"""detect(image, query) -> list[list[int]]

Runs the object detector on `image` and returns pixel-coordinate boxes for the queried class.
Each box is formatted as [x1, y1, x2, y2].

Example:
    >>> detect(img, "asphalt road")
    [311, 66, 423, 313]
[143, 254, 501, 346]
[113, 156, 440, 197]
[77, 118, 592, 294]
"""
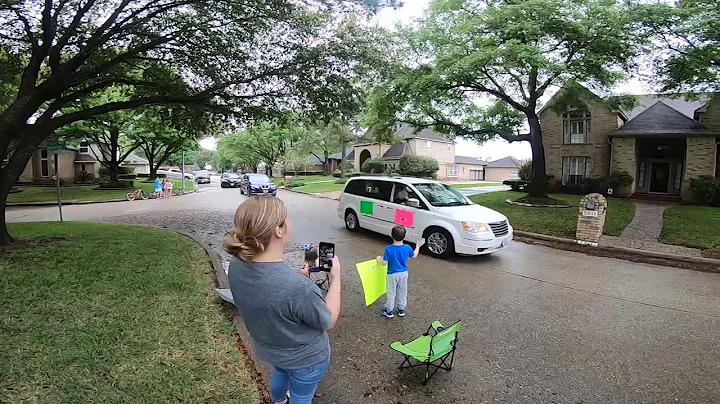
[6, 184, 720, 403]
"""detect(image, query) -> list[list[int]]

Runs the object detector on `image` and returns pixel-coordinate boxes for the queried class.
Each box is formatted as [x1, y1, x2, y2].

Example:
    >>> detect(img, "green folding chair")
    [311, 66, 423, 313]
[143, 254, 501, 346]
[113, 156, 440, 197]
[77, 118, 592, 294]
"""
[390, 320, 462, 385]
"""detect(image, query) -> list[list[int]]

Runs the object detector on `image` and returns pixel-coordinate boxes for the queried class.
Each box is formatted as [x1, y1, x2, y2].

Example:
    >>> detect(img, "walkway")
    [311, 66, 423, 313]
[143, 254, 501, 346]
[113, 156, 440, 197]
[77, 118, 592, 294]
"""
[600, 201, 703, 257]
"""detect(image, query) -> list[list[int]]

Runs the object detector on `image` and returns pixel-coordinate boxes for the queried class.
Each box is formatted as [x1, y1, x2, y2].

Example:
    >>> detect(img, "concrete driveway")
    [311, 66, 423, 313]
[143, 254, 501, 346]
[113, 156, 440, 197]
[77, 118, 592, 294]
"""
[6, 185, 720, 403]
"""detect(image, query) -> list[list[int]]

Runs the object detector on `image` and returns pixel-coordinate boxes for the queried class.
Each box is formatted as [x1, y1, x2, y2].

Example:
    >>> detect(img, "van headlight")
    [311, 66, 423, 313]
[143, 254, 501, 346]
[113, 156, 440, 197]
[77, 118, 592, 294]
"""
[461, 221, 489, 233]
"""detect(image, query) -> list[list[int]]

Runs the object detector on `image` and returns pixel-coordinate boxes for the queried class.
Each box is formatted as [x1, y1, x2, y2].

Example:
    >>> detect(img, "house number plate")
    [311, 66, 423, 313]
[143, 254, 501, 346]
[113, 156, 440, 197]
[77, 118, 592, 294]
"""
[582, 210, 599, 217]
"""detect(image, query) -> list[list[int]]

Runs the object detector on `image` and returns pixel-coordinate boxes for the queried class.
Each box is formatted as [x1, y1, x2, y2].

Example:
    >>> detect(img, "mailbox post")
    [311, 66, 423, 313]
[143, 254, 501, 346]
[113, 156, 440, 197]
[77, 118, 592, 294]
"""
[575, 193, 607, 245]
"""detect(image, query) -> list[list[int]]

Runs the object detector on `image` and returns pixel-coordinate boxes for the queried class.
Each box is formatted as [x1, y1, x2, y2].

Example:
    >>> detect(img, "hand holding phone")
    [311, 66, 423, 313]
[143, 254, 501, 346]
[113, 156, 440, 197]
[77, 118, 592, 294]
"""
[318, 242, 335, 272]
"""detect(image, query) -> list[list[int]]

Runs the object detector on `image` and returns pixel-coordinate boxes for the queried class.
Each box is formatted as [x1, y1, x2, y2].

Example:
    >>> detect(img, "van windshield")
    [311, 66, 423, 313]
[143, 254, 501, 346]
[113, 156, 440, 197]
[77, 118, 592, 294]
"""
[413, 183, 470, 207]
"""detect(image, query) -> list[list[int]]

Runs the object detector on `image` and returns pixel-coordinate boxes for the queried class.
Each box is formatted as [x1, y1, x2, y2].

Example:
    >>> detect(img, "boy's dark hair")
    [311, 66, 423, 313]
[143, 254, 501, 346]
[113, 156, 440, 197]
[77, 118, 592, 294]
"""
[304, 247, 318, 266]
[391, 225, 406, 242]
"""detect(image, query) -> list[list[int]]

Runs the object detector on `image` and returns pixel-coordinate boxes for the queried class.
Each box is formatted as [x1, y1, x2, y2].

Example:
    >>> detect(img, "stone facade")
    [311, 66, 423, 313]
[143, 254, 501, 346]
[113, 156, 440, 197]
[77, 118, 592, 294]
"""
[610, 137, 637, 196]
[682, 136, 718, 201]
[540, 89, 620, 185]
[575, 193, 608, 244]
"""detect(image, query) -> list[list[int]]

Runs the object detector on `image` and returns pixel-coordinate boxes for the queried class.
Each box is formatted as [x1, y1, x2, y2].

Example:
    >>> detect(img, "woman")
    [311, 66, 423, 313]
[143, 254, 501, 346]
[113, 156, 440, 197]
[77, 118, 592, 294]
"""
[225, 196, 342, 404]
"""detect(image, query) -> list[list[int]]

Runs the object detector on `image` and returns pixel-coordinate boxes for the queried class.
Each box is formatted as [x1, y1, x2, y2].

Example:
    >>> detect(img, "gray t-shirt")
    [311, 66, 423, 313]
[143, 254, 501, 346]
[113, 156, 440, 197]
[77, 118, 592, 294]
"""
[228, 258, 332, 369]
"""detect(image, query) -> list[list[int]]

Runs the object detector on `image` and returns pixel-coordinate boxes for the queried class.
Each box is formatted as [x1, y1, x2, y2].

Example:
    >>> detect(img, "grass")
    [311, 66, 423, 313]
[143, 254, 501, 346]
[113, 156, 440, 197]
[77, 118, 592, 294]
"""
[448, 182, 501, 189]
[8, 179, 193, 203]
[293, 181, 347, 194]
[0, 222, 259, 403]
[271, 175, 336, 186]
[469, 191, 636, 238]
[661, 205, 720, 256]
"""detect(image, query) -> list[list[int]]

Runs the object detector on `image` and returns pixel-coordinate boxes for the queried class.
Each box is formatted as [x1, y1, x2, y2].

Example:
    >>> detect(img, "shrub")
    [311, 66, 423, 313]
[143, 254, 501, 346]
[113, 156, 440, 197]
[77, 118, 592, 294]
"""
[286, 181, 306, 188]
[690, 175, 720, 206]
[95, 180, 134, 189]
[518, 160, 532, 181]
[361, 159, 386, 174]
[399, 155, 439, 178]
[118, 173, 137, 180]
[75, 172, 96, 184]
[608, 170, 634, 189]
[98, 166, 132, 177]
[334, 179, 346, 184]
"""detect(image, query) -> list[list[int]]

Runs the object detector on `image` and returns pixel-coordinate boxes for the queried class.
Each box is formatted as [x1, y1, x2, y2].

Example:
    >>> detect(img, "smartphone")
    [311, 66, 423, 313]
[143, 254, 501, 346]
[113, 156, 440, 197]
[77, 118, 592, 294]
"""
[318, 242, 335, 272]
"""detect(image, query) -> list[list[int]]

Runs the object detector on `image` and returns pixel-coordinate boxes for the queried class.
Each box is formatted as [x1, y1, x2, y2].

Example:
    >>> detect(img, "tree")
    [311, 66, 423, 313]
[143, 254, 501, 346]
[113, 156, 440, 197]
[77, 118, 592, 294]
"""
[632, 0, 719, 92]
[0, 0, 391, 244]
[366, 0, 645, 198]
[217, 133, 261, 173]
[300, 121, 341, 175]
[329, 120, 359, 178]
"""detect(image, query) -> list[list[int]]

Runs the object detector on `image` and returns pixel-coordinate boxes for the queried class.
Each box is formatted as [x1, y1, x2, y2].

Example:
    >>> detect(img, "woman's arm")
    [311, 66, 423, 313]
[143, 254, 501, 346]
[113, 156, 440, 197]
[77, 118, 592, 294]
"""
[325, 256, 342, 329]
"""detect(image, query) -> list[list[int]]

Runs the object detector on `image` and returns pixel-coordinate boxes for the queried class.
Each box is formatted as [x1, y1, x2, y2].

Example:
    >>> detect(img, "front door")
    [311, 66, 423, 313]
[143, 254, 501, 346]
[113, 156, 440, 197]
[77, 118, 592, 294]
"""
[649, 162, 671, 193]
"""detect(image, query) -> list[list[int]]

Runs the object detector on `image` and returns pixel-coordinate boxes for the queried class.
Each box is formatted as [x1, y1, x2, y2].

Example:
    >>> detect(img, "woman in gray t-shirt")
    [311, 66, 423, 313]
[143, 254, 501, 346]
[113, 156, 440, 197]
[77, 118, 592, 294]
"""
[225, 196, 342, 404]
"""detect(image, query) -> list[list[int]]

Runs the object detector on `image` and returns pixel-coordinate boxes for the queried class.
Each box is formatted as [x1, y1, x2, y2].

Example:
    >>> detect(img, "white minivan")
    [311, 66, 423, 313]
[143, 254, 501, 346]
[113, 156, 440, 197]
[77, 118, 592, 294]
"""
[338, 176, 513, 258]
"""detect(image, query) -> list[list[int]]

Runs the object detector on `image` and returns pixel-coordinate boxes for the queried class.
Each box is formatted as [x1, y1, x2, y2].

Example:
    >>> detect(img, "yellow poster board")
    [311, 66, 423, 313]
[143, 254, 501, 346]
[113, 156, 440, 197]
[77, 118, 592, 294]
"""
[356, 259, 387, 306]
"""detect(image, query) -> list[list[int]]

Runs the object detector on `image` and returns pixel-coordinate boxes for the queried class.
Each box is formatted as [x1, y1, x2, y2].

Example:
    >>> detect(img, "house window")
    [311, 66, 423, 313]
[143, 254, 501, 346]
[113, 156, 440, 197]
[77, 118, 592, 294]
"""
[448, 165, 459, 177]
[562, 156, 592, 185]
[81, 164, 86, 173]
[422, 140, 432, 148]
[638, 161, 646, 188]
[563, 110, 591, 144]
[40, 149, 49, 177]
[79, 141, 89, 153]
[674, 163, 682, 190]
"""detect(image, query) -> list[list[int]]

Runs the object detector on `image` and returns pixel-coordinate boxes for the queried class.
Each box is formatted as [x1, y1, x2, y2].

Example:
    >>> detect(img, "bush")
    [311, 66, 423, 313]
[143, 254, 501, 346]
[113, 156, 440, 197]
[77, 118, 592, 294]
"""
[118, 173, 137, 180]
[334, 179, 347, 184]
[690, 175, 720, 206]
[96, 180, 134, 189]
[137, 173, 150, 178]
[518, 160, 532, 181]
[334, 170, 365, 178]
[399, 155, 439, 178]
[75, 172, 96, 184]
[608, 170, 634, 189]
[99, 166, 132, 177]
[286, 181, 306, 189]
[361, 159, 386, 174]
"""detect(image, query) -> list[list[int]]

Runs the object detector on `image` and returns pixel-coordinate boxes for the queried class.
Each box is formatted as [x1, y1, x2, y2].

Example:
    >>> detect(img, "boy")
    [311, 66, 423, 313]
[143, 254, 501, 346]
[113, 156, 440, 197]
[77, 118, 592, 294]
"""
[376, 225, 424, 318]
[154, 177, 162, 198]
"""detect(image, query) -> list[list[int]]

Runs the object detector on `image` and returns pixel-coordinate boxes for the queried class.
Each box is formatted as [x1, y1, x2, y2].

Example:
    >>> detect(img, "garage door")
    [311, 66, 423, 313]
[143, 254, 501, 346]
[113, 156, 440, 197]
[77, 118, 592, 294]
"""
[469, 170, 484, 180]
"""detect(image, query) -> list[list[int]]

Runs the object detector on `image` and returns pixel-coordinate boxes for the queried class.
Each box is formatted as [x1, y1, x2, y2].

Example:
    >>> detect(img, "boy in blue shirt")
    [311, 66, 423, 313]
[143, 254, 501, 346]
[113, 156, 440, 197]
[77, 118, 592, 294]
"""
[376, 225, 424, 318]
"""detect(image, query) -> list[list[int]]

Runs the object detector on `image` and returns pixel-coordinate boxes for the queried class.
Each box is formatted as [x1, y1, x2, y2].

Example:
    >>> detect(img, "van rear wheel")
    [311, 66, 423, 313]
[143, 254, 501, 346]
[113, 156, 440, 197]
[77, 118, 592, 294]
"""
[423, 227, 454, 258]
[344, 210, 360, 232]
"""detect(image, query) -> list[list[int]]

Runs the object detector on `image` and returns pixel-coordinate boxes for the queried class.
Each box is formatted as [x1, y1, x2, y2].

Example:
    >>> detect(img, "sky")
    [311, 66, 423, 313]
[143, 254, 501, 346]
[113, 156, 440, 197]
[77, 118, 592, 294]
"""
[202, 0, 655, 161]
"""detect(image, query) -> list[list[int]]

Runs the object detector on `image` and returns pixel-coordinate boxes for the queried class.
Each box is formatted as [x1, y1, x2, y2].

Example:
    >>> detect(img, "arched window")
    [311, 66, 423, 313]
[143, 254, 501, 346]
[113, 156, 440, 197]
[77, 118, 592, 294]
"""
[563, 110, 591, 144]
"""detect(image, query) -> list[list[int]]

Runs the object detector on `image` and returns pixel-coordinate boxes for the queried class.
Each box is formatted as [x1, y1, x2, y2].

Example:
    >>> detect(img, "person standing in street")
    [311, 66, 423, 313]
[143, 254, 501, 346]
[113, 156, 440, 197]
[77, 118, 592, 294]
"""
[225, 196, 342, 404]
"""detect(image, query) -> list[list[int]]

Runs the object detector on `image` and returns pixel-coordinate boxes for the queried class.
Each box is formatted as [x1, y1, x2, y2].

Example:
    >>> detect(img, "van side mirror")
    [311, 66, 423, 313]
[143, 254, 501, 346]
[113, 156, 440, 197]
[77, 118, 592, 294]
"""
[406, 198, 420, 208]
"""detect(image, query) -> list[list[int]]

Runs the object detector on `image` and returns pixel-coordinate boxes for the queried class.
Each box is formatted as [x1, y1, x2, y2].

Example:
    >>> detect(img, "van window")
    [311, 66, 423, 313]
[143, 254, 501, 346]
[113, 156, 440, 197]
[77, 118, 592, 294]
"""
[345, 179, 392, 201]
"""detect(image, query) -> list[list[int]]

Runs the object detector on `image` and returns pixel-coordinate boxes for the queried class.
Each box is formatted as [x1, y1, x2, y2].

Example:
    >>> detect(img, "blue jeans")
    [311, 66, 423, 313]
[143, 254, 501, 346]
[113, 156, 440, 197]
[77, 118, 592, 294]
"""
[270, 358, 329, 404]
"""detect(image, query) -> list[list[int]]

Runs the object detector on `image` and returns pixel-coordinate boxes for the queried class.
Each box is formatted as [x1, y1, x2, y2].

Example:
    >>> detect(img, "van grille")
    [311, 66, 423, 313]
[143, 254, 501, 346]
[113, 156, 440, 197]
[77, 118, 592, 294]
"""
[489, 220, 509, 237]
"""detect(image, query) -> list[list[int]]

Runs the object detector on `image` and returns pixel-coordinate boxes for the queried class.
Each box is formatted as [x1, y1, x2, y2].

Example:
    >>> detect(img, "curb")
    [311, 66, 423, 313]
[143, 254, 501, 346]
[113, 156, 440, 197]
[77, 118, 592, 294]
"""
[281, 187, 340, 201]
[173, 230, 273, 404]
[514, 230, 720, 273]
[7, 189, 198, 207]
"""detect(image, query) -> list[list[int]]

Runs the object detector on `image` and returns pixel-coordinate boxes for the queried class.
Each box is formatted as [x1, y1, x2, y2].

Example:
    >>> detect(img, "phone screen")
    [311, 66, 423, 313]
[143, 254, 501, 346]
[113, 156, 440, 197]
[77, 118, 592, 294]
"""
[318, 242, 335, 271]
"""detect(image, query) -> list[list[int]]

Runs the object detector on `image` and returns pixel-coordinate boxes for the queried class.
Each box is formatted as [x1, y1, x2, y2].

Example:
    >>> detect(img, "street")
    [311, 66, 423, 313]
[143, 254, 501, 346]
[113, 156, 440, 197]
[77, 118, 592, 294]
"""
[6, 184, 720, 403]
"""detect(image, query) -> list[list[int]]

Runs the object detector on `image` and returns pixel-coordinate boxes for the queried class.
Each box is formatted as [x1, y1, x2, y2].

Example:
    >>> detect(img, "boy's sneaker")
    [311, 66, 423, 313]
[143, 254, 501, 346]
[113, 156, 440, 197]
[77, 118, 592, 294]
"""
[397, 309, 406, 317]
[380, 308, 395, 318]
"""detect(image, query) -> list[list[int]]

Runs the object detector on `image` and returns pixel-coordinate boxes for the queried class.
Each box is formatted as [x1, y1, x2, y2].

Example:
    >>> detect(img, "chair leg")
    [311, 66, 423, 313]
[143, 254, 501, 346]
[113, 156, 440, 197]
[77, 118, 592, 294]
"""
[398, 356, 411, 370]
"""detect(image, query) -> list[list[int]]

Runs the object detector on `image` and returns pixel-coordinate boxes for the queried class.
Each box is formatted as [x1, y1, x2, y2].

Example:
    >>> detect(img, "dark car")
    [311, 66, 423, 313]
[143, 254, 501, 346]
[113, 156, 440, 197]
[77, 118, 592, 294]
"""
[195, 170, 211, 184]
[240, 173, 277, 196]
[220, 173, 241, 188]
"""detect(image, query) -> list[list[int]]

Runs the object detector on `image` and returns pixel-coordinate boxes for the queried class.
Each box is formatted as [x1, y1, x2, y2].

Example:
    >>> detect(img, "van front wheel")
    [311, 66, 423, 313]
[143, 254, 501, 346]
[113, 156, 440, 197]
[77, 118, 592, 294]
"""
[423, 227, 455, 258]
[345, 210, 360, 232]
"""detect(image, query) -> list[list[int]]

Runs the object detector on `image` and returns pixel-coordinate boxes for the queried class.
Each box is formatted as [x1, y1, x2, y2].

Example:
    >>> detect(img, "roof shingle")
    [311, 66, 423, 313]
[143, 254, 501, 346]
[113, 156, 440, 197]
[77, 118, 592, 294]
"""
[611, 101, 717, 136]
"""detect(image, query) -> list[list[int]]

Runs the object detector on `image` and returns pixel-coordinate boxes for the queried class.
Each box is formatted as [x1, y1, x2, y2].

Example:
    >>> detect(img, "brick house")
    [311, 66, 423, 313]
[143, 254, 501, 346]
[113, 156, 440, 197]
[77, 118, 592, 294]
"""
[353, 125, 487, 180]
[540, 87, 719, 201]
[484, 156, 522, 182]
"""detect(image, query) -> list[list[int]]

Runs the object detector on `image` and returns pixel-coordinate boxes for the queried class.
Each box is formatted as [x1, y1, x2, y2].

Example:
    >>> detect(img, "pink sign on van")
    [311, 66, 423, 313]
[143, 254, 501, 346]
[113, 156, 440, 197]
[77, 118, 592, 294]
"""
[394, 209, 415, 228]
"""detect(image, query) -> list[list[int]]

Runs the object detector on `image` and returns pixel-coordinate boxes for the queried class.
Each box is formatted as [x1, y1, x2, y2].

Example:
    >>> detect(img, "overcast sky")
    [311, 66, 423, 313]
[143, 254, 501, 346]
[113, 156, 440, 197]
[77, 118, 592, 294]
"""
[202, 1, 655, 161]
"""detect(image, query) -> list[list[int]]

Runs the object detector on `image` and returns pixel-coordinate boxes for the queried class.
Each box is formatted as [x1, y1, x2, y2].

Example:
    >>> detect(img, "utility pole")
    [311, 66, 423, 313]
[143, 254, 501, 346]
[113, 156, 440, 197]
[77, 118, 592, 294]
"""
[181, 148, 185, 193]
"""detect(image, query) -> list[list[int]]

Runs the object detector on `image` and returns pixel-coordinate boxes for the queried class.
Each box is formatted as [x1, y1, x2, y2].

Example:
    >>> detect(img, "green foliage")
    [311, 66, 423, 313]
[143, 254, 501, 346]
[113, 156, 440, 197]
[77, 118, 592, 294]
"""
[399, 155, 439, 178]
[518, 160, 532, 181]
[74, 172, 96, 184]
[608, 171, 635, 189]
[689, 175, 720, 206]
[96, 180, 134, 189]
[361, 159, 386, 174]
[631, 0, 719, 92]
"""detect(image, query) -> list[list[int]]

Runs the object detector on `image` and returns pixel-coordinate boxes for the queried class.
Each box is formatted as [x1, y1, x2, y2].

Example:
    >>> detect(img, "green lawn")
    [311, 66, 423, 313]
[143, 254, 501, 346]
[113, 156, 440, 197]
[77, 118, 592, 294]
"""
[8, 179, 193, 203]
[1, 222, 259, 403]
[469, 191, 636, 238]
[661, 205, 720, 255]
[293, 181, 346, 194]
[449, 182, 501, 189]
[272, 175, 336, 186]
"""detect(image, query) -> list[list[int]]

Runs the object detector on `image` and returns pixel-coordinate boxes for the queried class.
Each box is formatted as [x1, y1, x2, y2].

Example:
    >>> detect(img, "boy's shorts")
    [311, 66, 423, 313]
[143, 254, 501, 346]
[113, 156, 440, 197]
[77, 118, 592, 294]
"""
[155, 188, 162, 193]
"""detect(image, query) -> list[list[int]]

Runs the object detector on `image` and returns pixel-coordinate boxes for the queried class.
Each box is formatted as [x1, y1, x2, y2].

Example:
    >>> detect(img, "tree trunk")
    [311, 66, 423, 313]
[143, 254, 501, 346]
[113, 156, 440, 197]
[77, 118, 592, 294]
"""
[340, 143, 347, 179]
[0, 186, 14, 245]
[527, 116, 548, 198]
[323, 151, 329, 175]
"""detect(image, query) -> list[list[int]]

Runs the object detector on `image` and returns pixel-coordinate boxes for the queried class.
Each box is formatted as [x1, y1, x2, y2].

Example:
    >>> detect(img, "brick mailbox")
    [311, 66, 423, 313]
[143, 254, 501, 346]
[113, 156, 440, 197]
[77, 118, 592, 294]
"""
[576, 193, 608, 245]
[284, 175, 293, 188]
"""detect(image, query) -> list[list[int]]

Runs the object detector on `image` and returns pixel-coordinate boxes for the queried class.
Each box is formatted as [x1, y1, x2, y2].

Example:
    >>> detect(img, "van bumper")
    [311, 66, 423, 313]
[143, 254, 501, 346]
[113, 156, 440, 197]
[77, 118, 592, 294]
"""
[455, 229, 513, 255]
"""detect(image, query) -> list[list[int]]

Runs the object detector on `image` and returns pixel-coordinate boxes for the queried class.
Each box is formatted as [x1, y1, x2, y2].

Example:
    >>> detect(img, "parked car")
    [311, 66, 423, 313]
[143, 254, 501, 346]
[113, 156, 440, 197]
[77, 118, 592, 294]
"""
[194, 170, 211, 184]
[220, 172, 241, 188]
[157, 169, 194, 180]
[240, 173, 277, 196]
[337, 176, 513, 258]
